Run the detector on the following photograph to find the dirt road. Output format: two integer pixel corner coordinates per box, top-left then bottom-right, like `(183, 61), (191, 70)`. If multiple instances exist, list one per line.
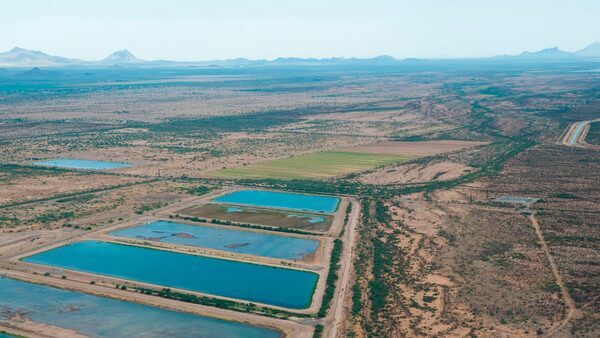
(529, 213), (579, 336)
(323, 198), (360, 338)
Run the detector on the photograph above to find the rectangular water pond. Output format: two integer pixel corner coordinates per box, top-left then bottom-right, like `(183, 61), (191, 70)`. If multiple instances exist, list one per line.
(23, 241), (318, 309)
(568, 122), (586, 145)
(0, 277), (280, 338)
(110, 220), (319, 260)
(180, 204), (333, 232)
(34, 158), (130, 170)
(213, 189), (340, 213)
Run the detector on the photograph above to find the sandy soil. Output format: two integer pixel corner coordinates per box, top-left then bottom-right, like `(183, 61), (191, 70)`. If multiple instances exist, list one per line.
(358, 161), (474, 185)
(529, 213), (579, 336)
(0, 173), (140, 205)
(3, 315), (87, 338)
(341, 140), (487, 156)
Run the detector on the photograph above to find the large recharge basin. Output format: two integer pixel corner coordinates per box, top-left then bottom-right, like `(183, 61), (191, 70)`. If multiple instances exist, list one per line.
(568, 122), (587, 145)
(23, 241), (318, 309)
(0, 277), (280, 338)
(34, 158), (130, 170)
(110, 220), (319, 260)
(213, 189), (340, 213)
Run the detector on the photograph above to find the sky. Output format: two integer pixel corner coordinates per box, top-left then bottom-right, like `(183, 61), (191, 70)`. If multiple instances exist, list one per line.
(1, 0), (599, 60)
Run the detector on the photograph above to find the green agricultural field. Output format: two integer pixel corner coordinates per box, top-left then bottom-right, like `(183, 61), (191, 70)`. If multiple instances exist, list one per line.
(210, 151), (411, 180)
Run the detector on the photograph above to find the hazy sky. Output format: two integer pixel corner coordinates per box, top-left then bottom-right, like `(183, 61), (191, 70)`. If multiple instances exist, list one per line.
(2, 0), (599, 60)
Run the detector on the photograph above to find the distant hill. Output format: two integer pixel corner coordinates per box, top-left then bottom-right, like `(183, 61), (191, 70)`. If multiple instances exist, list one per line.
(18, 67), (60, 77)
(270, 55), (400, 66)
(513, 47), (580, 60)
(0, 47), (82, 67)
(1, 43), (599, 68)
(576, 42), (600, 57)
(101, 49), (145, 64)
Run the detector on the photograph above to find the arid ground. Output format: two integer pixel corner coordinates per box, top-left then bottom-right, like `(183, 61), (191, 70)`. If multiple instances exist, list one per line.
(1, 59), (599, 337)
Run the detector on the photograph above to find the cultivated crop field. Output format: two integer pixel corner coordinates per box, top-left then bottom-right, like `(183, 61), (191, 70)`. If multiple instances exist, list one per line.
(210, 151), (411, 180)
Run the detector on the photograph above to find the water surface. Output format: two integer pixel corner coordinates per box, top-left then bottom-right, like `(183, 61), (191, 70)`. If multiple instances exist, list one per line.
(23, 241), (317, 309)
(34, 158), (130, 170)
(568, 122), (586, 145)
(110, 220), (319, 260)
(286, 213), (325, 224)
(214, 189), (339, 213)
(0, 277), (280, 338)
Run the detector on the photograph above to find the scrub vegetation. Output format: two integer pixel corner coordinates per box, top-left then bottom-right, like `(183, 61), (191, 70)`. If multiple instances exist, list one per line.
(2, 59), (600, 337)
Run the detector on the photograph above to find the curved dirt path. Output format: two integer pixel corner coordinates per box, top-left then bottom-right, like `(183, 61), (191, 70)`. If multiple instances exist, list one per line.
(529, 213), (578, 336)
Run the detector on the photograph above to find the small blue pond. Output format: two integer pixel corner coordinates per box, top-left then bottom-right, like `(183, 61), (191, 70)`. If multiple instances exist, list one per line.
(34, 158), (130, 170)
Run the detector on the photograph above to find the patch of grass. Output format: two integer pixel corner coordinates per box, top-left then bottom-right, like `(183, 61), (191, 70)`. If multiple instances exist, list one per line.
(211, 151), (410, 180)
(185, 185), (213, 196)
(479, 241), (512, 261)
(135, 202), (165, 214)
(178, 215), (321, 236)
(133, 287), (310, 319)
(313, 324), (324, 338)
(56, 193), (97, 203)
(552, 192), (579, 199)
(0, 331), (26, 338)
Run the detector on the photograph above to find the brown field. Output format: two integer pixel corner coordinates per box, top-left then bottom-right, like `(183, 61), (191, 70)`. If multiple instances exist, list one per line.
(357, 160), (474, 185)
(179, 203), (334, 232)
(341, 140), (487, 156)
(0, 172), (141, 205)
(0, 180), (191, 231)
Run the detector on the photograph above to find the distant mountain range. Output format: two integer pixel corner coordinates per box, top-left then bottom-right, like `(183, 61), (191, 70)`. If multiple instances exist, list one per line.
(0, 42), (599, 68)
(494, 43), (600, 60)
(0, 47), (82, 67)
(575, 42), (600, 57)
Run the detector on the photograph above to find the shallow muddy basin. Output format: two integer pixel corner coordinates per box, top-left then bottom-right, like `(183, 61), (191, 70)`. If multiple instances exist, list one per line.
(213, 189), (340, 213)
(33, 158), (130, 170)
(110, 220), (319, 260)
(0, 277), (281, 338)
(23, 241), (318, 309)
